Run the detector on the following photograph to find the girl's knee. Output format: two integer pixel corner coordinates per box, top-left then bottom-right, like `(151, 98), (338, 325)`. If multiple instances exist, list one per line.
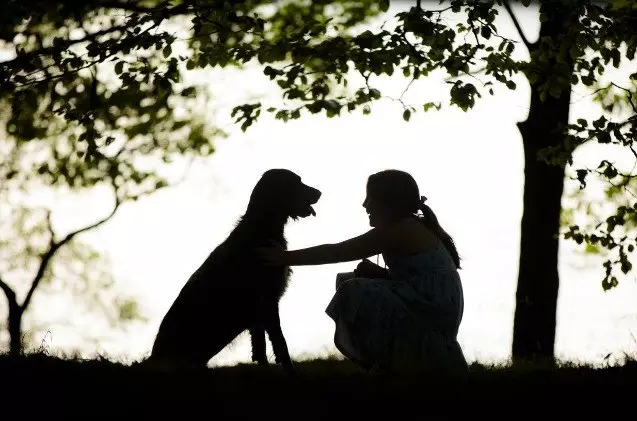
(335, 271), (356, 290)
(336, 278), (367, 297)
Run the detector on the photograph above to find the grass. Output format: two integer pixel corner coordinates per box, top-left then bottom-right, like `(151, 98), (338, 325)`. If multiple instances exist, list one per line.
(1, 352), (635, 418)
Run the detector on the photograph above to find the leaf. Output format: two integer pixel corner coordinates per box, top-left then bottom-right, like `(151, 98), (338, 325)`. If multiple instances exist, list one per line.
(114, 61), (124, 75)
(423, 102), (440, 112)
(597, 132), (612, 144)
(506, 43), (514, 55)
(379, 0), (390, 13)
(576, 169), (588, 188)
(602, 163), (617, 178)
(610, 48), (621, 68)
(585, 243), (599, 254)
(480, 26), (491, 40)
(163, 45), (172, 59)
(402, 109), (411, 122)
(369, 88), (381, 99)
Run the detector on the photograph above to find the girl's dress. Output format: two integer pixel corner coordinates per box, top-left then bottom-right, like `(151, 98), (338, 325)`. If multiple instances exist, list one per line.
(325, 242), (467, 372)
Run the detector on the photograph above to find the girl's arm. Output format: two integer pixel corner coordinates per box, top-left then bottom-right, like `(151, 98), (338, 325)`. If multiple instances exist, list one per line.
(267, 228), (387, 266)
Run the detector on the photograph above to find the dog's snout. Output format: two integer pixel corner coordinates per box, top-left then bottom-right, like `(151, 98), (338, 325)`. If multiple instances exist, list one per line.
(300, 182), (321, 203)
(310, 187), (321, 203)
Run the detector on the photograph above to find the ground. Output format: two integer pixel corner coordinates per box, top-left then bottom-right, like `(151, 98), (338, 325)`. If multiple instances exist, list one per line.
(0, 353), (634, 419)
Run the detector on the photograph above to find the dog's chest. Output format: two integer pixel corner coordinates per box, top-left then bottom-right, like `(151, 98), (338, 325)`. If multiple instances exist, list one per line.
(255, 264), (290, 299)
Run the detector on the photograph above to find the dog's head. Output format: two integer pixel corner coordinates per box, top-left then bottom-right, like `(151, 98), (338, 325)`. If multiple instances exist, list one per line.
(247, 169), (321, 221)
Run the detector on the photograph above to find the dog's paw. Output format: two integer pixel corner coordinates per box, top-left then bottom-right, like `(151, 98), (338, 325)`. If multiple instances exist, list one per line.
(252, 356), (268, 365)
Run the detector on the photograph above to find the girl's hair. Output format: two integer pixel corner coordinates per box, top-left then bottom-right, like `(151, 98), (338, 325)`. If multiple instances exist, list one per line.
(367, 169), (461, 269)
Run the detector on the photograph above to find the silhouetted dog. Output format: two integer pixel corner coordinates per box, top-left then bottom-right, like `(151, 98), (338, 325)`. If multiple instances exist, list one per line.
(148, 169), (321, 370)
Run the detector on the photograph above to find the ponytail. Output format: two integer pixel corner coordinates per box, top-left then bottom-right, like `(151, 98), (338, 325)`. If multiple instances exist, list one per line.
(417, 197), (461, 269)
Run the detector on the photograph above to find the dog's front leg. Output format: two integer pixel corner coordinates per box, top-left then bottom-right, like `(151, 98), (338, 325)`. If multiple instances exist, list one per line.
(250, 325), (268, 365)
(264, 305), (294, 371)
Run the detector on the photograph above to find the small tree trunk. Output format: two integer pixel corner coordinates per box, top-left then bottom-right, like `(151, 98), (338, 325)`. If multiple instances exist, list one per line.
(8, 306), (23, 356)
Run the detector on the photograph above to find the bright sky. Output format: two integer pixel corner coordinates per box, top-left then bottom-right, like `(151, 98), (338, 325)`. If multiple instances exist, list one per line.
(2, 3), (637, 367)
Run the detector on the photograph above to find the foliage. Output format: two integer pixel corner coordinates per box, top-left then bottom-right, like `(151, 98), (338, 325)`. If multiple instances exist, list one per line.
(2, 1), (637, 350)
(561, 79), (637, 290)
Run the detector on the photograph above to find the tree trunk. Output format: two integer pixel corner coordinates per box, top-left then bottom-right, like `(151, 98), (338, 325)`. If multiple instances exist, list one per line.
(512, 4), (575, 364)
(8, 306), (23, 356)
(0, 280), (23, 356)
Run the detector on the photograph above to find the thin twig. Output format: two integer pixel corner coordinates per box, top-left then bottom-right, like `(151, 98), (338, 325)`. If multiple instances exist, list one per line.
(45, 210), (55, 245)
(503, 1), (533, 50)
(611, 82), (637, 114)
(399, 76), (416, 101)
(570, 84), (613, 105)
(444, 66), (487, 82)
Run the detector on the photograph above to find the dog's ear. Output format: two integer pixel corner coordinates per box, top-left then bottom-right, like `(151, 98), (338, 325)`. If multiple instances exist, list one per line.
(246, 170), (289, 216)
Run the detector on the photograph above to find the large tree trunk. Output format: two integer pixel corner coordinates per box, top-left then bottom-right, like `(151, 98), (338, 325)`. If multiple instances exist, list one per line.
(512, 4), (574, 363)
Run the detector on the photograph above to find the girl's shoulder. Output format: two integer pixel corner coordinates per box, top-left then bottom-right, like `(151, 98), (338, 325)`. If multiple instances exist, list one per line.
(381, 217), (438, 252)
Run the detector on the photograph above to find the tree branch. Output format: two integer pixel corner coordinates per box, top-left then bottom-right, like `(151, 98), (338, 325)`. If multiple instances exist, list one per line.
(570, 84), (613, 105)
(444, 66), (487, 82)
(99, 1), (165, 14)
(0, 276), (18, 311)
(504, 1), (533, 51)
(12, 51), (116, 91)
(99, 1), (188, 15)
(11, 17), (163, 90)
(630, 145), (637, 161)
(2, 0), (191, 73)
(1, 24), (132, 69)
(21, 195), (122, 312)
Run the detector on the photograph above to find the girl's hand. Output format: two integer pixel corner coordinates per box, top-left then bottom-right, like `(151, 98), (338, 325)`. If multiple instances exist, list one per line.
(258, 241), (287, 266)
(354, 259), (389, 279)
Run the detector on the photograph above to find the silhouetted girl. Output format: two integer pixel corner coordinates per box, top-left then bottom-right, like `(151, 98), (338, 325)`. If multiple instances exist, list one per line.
(259, 169), (467, 373)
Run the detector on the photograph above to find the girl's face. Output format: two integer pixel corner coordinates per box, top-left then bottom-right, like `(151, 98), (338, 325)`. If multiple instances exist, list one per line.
(363, 187), (391, 228)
